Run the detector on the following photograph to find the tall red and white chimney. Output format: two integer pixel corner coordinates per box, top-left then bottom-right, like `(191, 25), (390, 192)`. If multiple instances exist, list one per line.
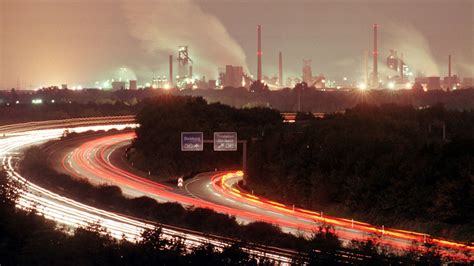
(372, 24), (378, 88)
(257, 25), (262, 82)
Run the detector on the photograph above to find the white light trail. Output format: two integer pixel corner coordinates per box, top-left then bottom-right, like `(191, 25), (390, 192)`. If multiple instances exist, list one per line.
(0, 118), (293, 264)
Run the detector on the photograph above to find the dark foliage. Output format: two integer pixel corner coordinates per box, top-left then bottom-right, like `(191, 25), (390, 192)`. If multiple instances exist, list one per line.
(247, 103), (474, 241)
(19, 147), (307, 252)
(131, 95), (282, 177)
(0, 101), (140, 125)
(2, 169), (466, 264)
(132, 95), (473, 241)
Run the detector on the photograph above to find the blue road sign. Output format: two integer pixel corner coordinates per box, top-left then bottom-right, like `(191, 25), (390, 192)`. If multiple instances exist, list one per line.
(181, 132), (204, 151)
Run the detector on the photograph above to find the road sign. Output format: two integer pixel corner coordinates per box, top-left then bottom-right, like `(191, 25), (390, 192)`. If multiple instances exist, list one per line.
(214, 132), (238, 151)
(181, 132), (203, 151)
(177, 177), (184, 188)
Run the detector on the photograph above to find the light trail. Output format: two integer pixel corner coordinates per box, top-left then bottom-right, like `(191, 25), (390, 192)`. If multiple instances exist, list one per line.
(58, 131), (473, 262)
(213, 172), (474, 257)
(0, 119), (295, 264)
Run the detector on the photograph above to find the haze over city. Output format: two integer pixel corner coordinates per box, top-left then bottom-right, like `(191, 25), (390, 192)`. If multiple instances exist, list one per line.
(1, 0), (472, 89)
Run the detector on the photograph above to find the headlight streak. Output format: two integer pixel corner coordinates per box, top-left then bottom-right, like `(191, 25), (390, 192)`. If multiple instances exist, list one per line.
(60, 130), (472, 262)
(212, 172), (473, 260)
(0, 119), (294, 265)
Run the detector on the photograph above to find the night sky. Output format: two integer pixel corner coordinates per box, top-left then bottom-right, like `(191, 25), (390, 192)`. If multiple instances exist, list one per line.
(1, 0), (472, 89)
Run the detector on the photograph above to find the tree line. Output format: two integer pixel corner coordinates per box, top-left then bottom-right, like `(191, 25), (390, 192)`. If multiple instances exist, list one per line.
(131, 96), (473, 242)
(247, 103), (474, 242)
(9, 145), (453, 265)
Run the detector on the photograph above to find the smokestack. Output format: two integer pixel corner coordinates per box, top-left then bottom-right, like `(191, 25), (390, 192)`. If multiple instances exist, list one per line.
(189, 65), (193, 78)
(169, 55), (173, 84)
(257, 25), (262, 82)
(372, 24), (378, 88)
(364, 50), (368, 86)
(278, 51), (283, 86)
(448, 54), (451, 78)
(400, 53), (404, 82)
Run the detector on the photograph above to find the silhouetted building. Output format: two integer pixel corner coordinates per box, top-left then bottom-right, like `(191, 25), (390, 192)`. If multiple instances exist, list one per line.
(223, 65), (243, 88)
(208, 80), (217, 89)
(443, 75), (459, 90)
(462, 77), (473, 88)
(426, 77), (441, 91)
(112, 81), (126, 90)
(129, 80), (137, 90)
(302, 60), (325, 88)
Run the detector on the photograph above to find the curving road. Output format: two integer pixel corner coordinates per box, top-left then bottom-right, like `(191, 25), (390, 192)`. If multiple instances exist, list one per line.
(49, 130), (473, 261)
(0, 118), (295, 264)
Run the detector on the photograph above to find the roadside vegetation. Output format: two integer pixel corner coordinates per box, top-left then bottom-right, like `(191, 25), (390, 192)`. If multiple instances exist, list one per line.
(0, 101), (140, 125)
(247, 104), (474, 242)
(130, 95), (282, 177)
(0, 170), (280, 265)
(131, 96), (473, 242)
(16, 148), (455, 264)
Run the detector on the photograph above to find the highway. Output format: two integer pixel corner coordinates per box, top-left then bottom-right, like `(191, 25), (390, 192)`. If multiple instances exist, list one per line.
(0, 118), (295, 264)
(48, 130), (473, 261)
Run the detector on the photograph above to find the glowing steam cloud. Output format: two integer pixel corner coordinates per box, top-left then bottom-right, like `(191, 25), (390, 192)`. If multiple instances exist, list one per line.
(384, 23), (440, 77)
(120, 0), (249, 78)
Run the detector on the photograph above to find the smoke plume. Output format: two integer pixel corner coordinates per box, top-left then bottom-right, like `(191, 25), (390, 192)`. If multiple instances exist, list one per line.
(384, 23), (440, 77)
(120, 0), (249, 79)
(0, 0), (248, 88)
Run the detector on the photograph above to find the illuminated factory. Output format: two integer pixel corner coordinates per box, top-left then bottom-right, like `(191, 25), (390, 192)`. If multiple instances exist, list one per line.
(302, 60), (326, 89)
(386, 49), (408, 84)
(222, 65), (244, 88)
(48, 24), (472, 92)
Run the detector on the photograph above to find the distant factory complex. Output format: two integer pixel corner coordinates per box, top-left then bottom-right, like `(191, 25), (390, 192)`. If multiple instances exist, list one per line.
(38, 24), (473, 92)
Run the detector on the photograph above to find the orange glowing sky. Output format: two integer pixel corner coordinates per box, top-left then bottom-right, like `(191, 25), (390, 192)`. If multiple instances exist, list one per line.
(0, 0), (472, 89)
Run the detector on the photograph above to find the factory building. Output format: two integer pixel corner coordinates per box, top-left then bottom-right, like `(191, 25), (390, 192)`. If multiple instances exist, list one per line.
(426, 77), (441, 91)
(112, 81), (126, 91)
(222, 65), (244, 88)
(443, 75), (459, 90)
(129, 80), (137, 90)
(462, 77), (473, 88)
(386, 49), (399, 71)
(208, 80), (217, 89)
(302, 60), (326, 89)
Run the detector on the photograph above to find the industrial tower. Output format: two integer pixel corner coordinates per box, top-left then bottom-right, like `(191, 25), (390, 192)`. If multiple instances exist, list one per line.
(169, 55), (173, 85)
(302, 59), (313, 84)
(278, 52), (283, 86)
(257, 25), (262, 82)
(177, 46), (193, 80)
(372, 24), (378, 88)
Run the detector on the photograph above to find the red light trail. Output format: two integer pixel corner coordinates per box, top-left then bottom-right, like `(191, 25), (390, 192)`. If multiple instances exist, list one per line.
(58, 131), (472, 261)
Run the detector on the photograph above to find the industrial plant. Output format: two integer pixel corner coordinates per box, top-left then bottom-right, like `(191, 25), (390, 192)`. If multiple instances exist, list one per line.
(24, 23), (473, 93)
